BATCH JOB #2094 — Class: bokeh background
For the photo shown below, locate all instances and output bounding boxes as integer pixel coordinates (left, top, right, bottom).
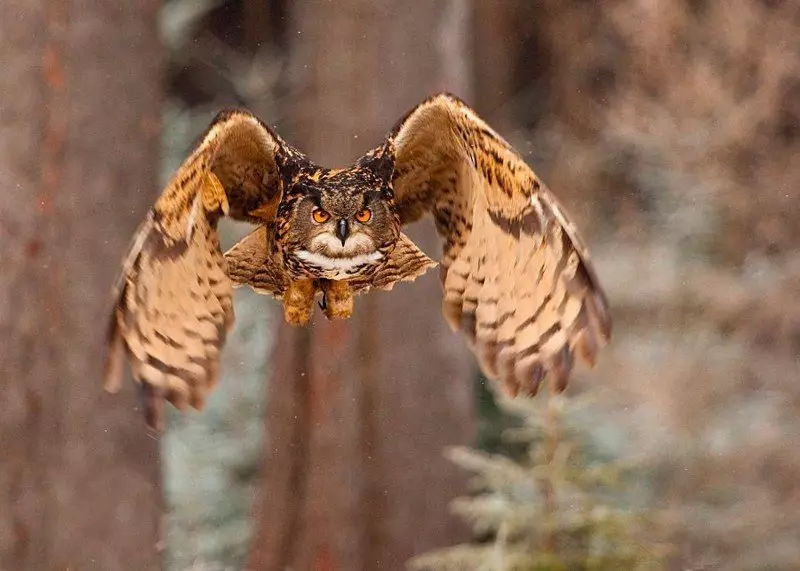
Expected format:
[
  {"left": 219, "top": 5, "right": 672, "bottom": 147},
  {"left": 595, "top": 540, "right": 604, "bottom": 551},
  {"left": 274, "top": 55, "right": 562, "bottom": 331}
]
[{"left": 2, "top": 1, "right": 799, "bottom": 570}]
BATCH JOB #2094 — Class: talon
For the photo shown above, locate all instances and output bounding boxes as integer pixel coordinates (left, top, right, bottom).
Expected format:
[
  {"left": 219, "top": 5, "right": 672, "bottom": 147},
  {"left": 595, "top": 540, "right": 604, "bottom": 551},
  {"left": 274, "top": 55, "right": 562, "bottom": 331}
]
[{"left": 318, "top": 293, "right": 328, "bottom": 312}]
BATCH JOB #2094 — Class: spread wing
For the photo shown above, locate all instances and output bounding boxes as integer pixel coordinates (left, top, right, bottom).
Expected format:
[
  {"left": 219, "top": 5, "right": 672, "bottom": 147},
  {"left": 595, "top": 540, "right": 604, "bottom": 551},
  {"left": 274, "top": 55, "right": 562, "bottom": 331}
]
[
  {"left": 105, "top": 109, "right": 295, "bottom": 429},
  {"left": 390, "top": 93, "right": 611, "bottom": 396}
]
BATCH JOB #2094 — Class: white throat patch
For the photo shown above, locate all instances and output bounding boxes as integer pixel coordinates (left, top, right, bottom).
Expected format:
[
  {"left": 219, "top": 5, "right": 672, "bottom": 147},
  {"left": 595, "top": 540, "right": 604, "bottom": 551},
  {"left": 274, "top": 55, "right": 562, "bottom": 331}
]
[{"left": 295, "top": 250, "right": 383, "bottom": 278}]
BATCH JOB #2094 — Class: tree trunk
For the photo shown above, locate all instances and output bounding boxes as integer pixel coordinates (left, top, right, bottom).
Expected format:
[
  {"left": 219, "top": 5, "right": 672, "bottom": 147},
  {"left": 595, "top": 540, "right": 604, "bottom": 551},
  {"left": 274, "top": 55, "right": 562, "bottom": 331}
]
[
  {"left": 0, "top": 2, "right": 163, "bottom": 569},
  {"left": 247, "top": 2, "right": 476, "bottom": 570},
  {"left": 473, "top": 1, "right": 528, "bottom": 128}
]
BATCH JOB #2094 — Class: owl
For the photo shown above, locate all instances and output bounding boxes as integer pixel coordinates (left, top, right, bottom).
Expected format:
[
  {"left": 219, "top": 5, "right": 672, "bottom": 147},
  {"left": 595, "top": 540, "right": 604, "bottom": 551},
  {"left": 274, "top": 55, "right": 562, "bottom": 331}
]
[{"left": 105, "top": 93, "right": 611, "bottom": 429}]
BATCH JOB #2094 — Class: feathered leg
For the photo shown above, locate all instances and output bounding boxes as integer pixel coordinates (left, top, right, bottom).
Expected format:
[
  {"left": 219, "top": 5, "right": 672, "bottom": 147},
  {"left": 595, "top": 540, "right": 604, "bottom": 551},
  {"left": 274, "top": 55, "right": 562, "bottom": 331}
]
[
  {"left": 320, "top": 279, "right": 353, "bottom": 320},
  {"left": 283, "top": 279, "right": 317, "bottom": 326}
]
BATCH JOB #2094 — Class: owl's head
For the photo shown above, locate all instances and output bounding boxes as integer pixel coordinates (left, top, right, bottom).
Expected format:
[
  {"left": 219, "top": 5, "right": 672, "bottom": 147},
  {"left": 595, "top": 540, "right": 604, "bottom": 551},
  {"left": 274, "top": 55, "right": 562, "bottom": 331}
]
[{"left": 279, "top": 147, "right": 399, "bottom": 271}]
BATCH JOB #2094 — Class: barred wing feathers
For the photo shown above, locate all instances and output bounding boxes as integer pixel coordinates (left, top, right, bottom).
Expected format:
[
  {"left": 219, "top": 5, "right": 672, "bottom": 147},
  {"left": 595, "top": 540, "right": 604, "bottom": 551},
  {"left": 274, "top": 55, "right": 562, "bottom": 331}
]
[
  {"left": 390, "top": 94, "right": 611, "bottom": 395},
  {"left": 105, "top": 109, "right": 289, "bottom": 429}
]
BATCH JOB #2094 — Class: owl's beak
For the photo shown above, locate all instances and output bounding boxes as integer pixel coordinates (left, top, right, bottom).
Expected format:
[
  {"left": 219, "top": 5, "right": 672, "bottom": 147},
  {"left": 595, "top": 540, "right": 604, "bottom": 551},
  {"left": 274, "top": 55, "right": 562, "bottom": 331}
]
[{"left": 336, "top": 219, "right": 349, "bottom": 246}]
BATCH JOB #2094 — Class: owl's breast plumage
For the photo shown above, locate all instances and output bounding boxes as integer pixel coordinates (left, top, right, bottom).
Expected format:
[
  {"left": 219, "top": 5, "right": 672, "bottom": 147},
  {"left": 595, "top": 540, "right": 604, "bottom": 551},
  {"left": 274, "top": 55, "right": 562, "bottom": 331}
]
[{"left": 280, "top": 241, "right": 395, "bottom": 281}]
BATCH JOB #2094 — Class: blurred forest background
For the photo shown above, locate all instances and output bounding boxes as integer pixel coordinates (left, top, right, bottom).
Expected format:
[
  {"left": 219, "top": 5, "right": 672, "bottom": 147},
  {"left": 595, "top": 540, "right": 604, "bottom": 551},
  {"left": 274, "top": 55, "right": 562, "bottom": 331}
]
[{"left": 2, "top": 0, "right": 798, "bottom": 570}]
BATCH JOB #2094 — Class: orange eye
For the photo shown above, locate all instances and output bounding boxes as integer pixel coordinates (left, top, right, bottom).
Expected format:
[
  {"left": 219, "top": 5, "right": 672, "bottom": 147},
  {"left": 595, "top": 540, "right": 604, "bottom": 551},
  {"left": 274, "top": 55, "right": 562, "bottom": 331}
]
[
  {"left": 312, "top": 209, "right": 331, "bottom": 223},
  {"left": 355, "top": 208, "right": 372, "bottom": 223}
]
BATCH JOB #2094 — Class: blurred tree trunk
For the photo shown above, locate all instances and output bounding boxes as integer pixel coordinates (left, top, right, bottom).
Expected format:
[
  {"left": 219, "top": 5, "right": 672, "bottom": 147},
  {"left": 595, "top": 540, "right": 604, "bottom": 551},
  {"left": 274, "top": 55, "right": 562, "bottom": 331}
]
[
  {"left": 473, "top": 1, "right": 530, "bottom": 128},
  {"left": 247, "top": 2, "right": 476, "bottom": 570},
  {"left": 0, "top": 2, "right": 163, "bottom": 570}
]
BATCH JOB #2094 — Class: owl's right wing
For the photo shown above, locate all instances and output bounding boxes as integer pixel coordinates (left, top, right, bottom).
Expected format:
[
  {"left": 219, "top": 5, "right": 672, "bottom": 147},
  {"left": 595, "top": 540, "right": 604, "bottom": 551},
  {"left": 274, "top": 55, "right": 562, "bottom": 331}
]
[{"left": 105, "top": 109, "right": 295, "bottom": 429}]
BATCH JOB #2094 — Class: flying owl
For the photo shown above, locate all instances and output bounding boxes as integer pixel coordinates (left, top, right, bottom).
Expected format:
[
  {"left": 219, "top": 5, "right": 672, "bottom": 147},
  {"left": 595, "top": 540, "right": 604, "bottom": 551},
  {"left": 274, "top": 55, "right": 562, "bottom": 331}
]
[{"left": 104, "top": 93, "right": 611, "bottom": 429}]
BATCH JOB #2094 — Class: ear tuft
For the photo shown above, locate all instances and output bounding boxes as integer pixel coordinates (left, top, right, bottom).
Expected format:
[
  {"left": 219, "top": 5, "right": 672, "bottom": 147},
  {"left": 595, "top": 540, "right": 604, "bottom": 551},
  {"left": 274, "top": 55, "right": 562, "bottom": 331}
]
[
  {"left": 276, "top": 152, "right": 304, "bottom": 183},
  {"left": 358, "top": 140, "right": 395, "bottom": 184}
]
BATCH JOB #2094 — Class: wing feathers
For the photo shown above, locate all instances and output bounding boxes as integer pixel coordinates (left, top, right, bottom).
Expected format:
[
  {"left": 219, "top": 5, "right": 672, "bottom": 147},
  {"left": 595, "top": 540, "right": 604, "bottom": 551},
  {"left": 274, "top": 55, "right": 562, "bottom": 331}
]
[
  {"left": 348, "top": 232, "right": 436, "bottom": 294},
  {"left": 390, "top": 93, "right": 611, "bottom": 396},
  {"left": 442, "top": 244, "right": 470, "bottom": 331},
  {"left": 474, "top": 208, "right": 502, "bottom": 378},
  {"left": 110, "top": 209, "right": 234, "bottom": 429},
  {"left": 224, "top": 225, "right": 288, "bottom": 297},
  {"left": 106, "top": 109, "right": 288, "bottom": 429}
]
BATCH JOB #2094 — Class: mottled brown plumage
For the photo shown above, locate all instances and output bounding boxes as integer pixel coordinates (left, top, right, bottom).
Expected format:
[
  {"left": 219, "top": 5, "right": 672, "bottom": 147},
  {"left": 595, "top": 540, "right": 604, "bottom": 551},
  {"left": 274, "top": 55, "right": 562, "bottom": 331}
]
[{"left": 105, "top": 93, "right": 611, "bottom": 429}]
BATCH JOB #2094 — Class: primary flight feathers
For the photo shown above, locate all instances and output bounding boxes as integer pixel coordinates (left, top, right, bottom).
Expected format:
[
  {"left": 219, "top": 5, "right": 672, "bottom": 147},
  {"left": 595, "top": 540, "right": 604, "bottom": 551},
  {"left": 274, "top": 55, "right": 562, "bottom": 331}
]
[{"left": 105, "top": 93, "right": 611, "bottom": 429}]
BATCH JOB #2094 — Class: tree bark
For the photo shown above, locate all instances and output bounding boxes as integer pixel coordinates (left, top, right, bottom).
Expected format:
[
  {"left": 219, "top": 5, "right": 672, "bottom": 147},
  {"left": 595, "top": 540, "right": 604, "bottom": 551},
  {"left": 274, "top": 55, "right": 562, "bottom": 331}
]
[
  {"left": 247, "top": 2, "right": 476, "bottom": 570},
  {"left": 473, "top": 1, "right": 527, "bottom": 128},
  {"left": 0, "top": 2, "right": 163, "bottom": 569}
]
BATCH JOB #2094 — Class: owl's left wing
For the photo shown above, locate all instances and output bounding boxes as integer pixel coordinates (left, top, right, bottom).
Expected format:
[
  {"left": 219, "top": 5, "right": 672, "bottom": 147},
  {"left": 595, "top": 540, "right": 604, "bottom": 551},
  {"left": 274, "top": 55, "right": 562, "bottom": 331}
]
[{"left": 390, "top": 94, "right": 611, "bottom": 396}]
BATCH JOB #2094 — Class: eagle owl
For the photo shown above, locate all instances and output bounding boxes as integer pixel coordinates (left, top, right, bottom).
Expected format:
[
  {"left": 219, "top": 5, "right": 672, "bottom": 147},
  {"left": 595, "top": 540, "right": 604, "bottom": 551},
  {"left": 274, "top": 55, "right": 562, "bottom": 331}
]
[{"left": 105, "top": 93, "right": 611, "bottom": 429}]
